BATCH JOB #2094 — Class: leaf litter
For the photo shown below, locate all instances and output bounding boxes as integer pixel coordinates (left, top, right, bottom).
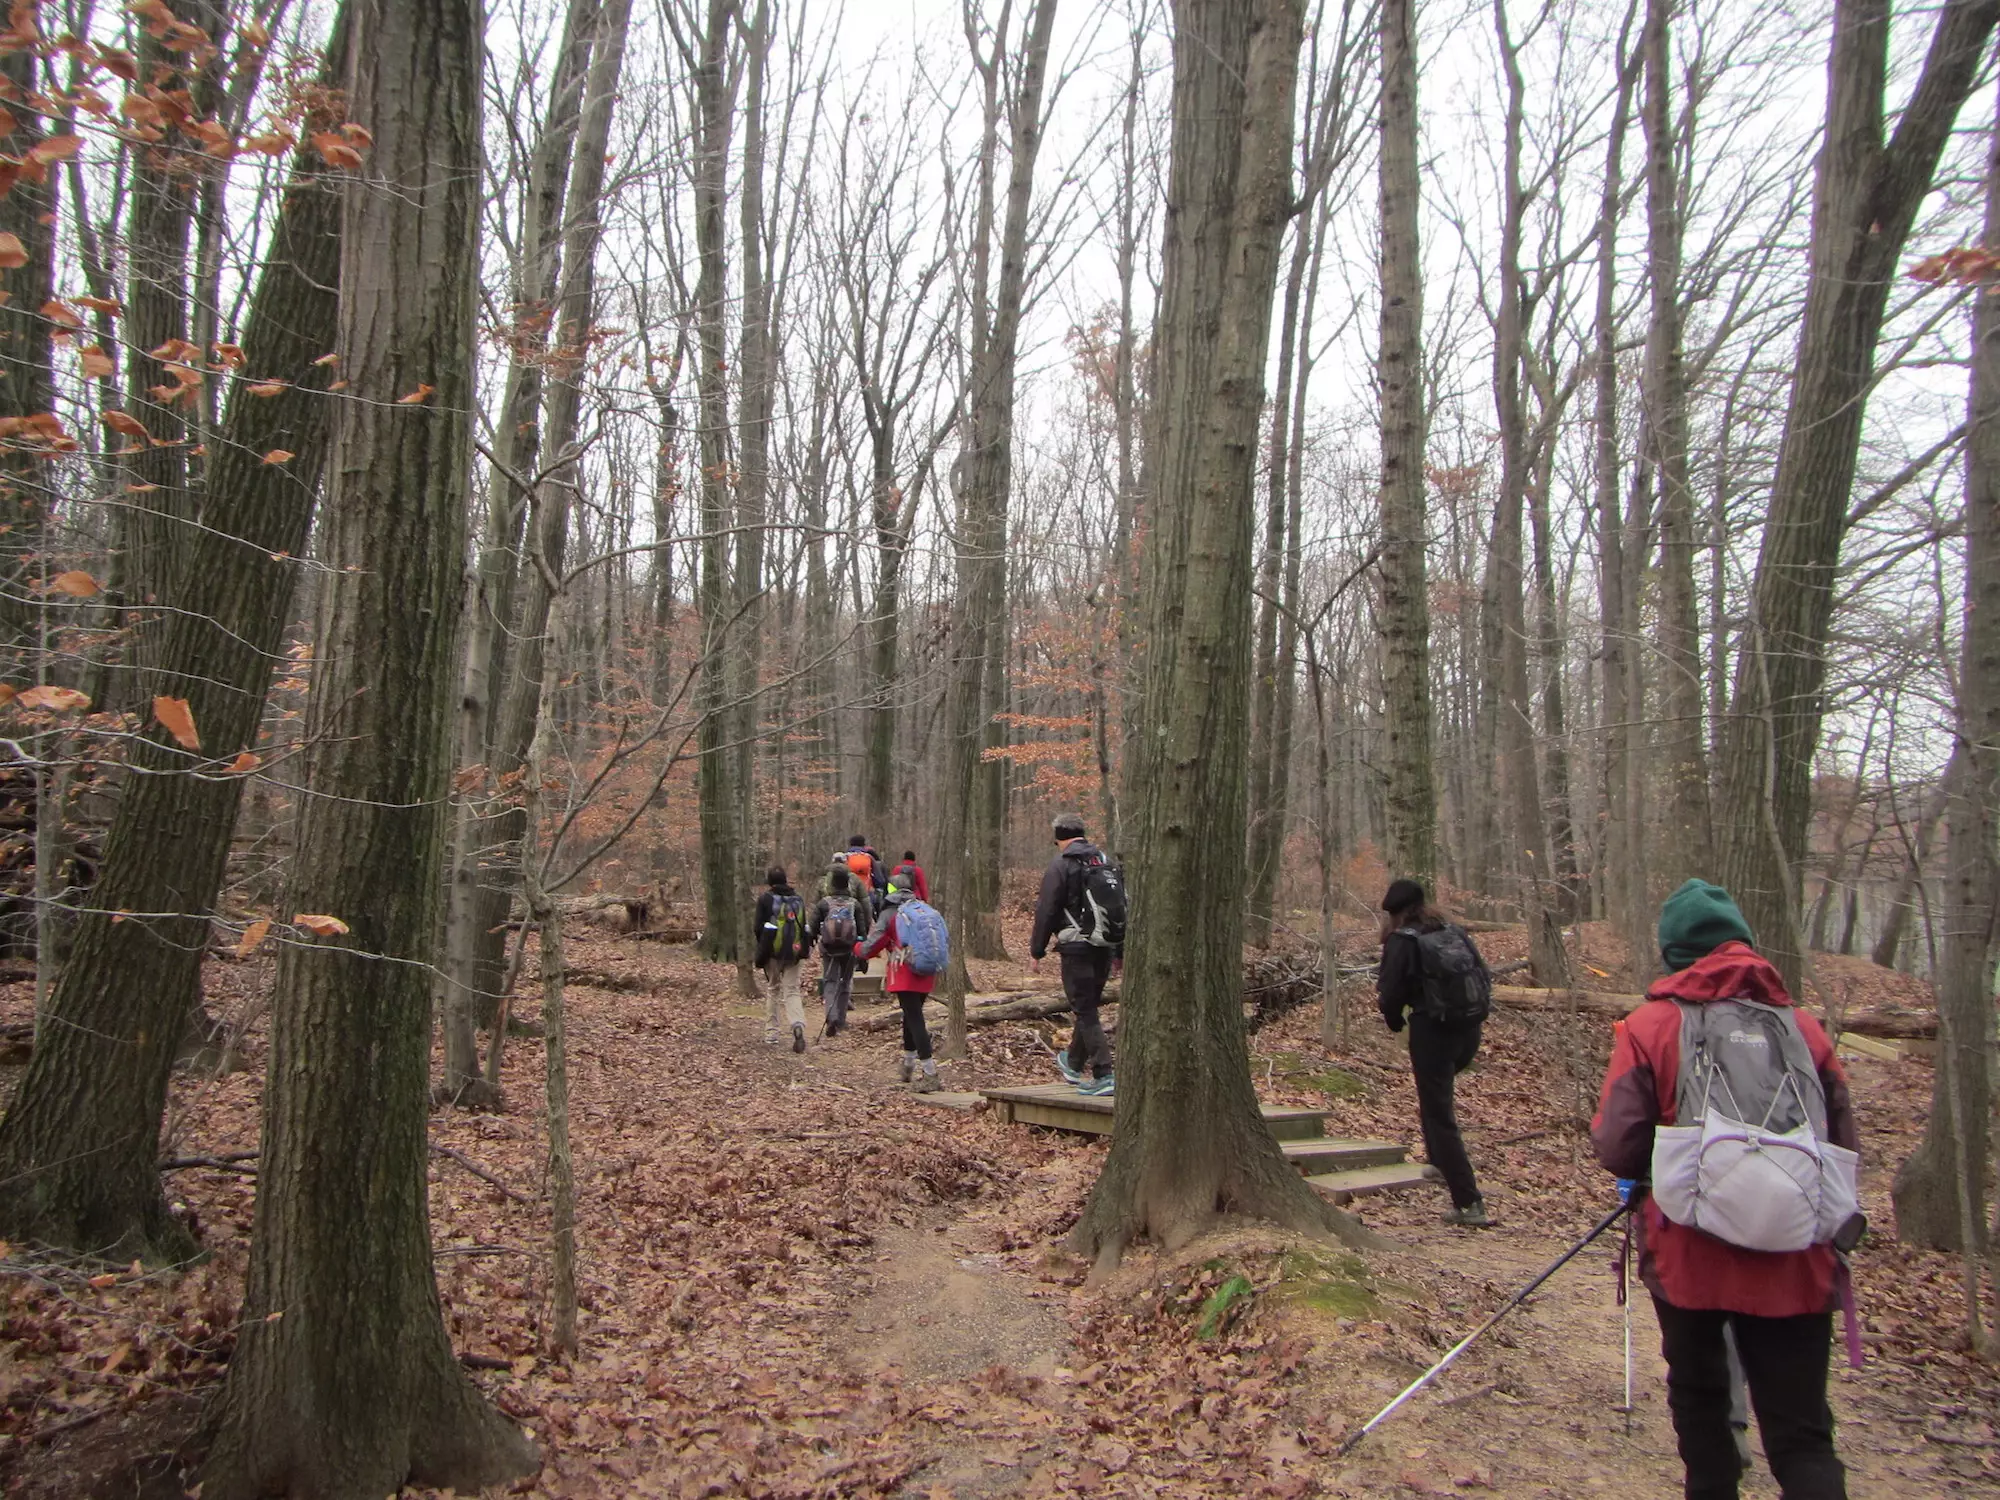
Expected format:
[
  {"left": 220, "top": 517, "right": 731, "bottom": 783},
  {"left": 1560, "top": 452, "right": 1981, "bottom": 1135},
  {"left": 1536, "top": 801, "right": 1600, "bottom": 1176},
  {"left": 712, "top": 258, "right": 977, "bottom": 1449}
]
[{"left": 0, "top": 909, "right": 1992, "bottom": 1496}]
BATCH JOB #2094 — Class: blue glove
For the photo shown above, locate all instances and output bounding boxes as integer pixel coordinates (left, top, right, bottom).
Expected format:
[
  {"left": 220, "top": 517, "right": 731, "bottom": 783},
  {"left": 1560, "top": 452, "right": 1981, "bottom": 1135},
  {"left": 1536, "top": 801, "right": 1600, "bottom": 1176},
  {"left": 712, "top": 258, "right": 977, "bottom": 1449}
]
[{"left": 1616, "top": 1178, "right": 1641, "bottom": 1204}]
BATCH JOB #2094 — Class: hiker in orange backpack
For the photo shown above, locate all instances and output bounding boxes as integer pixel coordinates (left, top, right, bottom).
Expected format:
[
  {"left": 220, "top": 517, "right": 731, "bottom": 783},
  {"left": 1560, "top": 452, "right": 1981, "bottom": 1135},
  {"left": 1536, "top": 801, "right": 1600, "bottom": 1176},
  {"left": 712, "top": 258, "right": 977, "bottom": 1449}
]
[{"left": 844, "top": 834, "right": 886, "bottom": 915}]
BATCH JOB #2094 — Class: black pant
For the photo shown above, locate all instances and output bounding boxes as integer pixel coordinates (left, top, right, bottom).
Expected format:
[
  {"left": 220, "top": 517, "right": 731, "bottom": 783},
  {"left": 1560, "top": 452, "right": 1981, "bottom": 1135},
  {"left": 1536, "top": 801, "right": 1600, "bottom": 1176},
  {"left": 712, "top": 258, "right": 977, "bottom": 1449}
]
[
  {"left": 820, "top": 952, "right": 855, "bottom": 1031},
  {"left": 1407, "top": 1014, "right": 1481, "bottom": 1208},
  {"left": 896, "top": 991, "right": 932, "bottom": 1060},
  {"left": 1652, "top": 1298, "right": 1846, "bottom": 1500},
  {"left": 1060, "top": 947, "right": 1114, "bottom": 1077}
]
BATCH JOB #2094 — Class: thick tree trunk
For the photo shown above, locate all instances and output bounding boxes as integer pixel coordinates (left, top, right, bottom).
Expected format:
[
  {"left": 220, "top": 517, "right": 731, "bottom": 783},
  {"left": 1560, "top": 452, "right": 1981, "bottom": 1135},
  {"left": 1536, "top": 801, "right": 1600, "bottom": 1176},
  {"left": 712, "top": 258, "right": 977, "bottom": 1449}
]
[
  {"left": 203, "top": 1, "right": 536, "bottom": 1491},
  {"left": 1714, "top": 0, "right": 1998, "bottom": 990},
  {"left": 1072, "top": 0, "right": 1363, "bottom": 1268},
  {"left": 1894, "top": 85, "right": 2000, "bottom": 1245},
  {"left": 1641, "top": 0, "right": 1712, "bottom": 889},
  {"left": 1376, "top": 0, "right": 1436, "bottom": 889},
  {"left": 691, "top": 0, "right": 746, "bottom": 968},
  {"left": 0, "top": 22, "right": 350, "bottom": 1260},
  {"left": 733, "top": 0, "right": 774, "bottom": 878}
]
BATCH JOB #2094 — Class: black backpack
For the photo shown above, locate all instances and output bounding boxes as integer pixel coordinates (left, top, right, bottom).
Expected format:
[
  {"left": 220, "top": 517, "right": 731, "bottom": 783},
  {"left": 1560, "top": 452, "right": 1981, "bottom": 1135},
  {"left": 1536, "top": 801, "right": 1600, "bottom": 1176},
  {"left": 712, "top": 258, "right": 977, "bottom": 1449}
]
[
  {"left": 1413, "top": 924, "right": 1491, "bottom": 1022},
  {"left": 1070, "top": 851, "right": 1127, "bottom": 948}
]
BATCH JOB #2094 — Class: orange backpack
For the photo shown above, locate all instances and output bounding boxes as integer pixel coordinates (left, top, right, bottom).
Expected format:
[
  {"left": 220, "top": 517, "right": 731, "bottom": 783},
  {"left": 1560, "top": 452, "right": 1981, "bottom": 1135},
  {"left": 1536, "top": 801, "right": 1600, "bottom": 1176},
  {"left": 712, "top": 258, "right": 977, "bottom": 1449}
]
[{"left": 845, "top": 850, "right": 874, "bottom": 888}]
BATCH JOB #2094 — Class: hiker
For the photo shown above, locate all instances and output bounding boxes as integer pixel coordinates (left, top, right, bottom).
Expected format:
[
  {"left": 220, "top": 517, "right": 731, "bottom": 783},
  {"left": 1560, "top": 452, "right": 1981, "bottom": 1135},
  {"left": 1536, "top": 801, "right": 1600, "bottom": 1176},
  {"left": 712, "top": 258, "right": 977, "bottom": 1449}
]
[
  {"left": 1377, "top": 879, "right": 1493, "bottom": 1227},
  {"left": 811, "top": 866, "right": 863, "bottom": 1037},
  {"left": 856, "top": 874, "right": 949, "bottom": 1093},
  {"left": 844, "top": 834, "right": 887, "bottom": 915},
  {"left": 1593, "top": 879, "right": 1859, "bottom": 1500},
  {"left": 753, "top": 865, "right": 808, "bottom": 1054},
  {"left": 1029, "top": 814, "right": 1126, "bottom": 1095},
  {"left": 889, "top": 849, "right": 929, "bottom": 902}
]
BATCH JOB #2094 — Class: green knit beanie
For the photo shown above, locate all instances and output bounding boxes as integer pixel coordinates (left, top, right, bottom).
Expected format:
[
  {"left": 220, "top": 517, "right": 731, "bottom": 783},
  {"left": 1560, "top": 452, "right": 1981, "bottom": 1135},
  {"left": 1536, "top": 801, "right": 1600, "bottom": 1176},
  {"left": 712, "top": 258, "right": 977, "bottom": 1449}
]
[{"left": 1657, "top": 879, "right": 1754, "bottom": 972}]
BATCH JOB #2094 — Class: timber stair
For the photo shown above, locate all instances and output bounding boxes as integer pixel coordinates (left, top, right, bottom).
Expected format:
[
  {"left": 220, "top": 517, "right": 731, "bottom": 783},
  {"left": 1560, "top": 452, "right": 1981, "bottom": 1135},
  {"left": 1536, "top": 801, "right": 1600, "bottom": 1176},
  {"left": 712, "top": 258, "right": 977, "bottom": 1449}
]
[{"left": 979, "top": 1082, "right": 1442, "bottom": 1203}]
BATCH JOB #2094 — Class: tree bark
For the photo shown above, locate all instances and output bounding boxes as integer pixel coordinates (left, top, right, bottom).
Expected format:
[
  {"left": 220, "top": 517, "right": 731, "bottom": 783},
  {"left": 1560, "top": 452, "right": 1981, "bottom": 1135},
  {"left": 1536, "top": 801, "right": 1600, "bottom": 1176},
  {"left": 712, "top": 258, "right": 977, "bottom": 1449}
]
[
  {"left": 0, "top": 18, "right": 351, "bottom": 1260},
  {"left": 202, "top": 1, "right": 536, "bottom": 1489},
  {"left": 1071, "top": 0, "right": 1365, "bottom": 1268},
  {"left": 1714, "top": 0, "right": 1999, "bottom": 990},
  {"left": 1894, "top": 78, "right": 2000, "bottom": 1244},
  {"left": 733, "top": 0, "right": 775, "bottom": 877},
  {"left": 1641, "top": 0, "right": 1712, "bottom": 887},
  {"left": 0, "top": 33, "right": 56, "bottom": 669},
  {"left": 1868, "top": 772, "right": 1948, "bottom": 971},
  {"left": 1376, "top": 0, "right": 1436, "bottom": 889},
  {"left": 1490, "top": 0, "right": 1568, "bottom": 984}
]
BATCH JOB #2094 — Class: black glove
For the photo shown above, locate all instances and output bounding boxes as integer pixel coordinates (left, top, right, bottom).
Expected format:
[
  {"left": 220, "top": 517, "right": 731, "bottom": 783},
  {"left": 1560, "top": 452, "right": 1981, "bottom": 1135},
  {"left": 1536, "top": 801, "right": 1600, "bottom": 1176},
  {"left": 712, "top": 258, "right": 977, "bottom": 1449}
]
[{"left": 1385, "top": 1014, "right": 1405, "bottom": 1034}]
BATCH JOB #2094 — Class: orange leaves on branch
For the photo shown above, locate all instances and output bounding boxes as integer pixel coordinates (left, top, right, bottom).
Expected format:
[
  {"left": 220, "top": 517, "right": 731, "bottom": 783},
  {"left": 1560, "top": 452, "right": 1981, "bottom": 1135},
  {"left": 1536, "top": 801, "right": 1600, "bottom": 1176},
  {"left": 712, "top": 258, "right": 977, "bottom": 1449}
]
[
  {"left": 27, "top": 135, "right": 80, "bottom": 165},
  {"left": 261, "top": 448, "right": 294, "bottom": 465},
  {"left": 102, "top": 410, "right": 151, "bottom": 440},
  {"left": 0, "top": 412, "right": 74, "bottom": 453},
  {"left": 74, "top": 295, "right": 121, "bottom": 317},
  {"left": 13, "top": 685, "right": 90, "bottom": 712},
  {"left": 0, "top": 231, "right": 24, "bottom": 268},
  {"left": 211, "top": 343, "right": 245, "bottom": 369},
  {"left": 236, "top": 918, "right": 271, "bottom": 957},
  {"left": 78, "top": 345, "right": 114, "bottom": 380},
  {"left": 245, "top": 380, "right": 286, "bottom": 398},
  {"left": 1909, "top": 245, "right": 2000, "bottom": 286},
  {"left": 152, "top": 694, "right": 199, "bottom": 750},
  {"left": 310, "top": 124, "right": 371, "bottom": 170},
  {"left": 397, "top": 384, "right": 434, "bottom": 405},
  {"left": 40, "top": 300, "right": 82, "bottom": 330},
  {"left": 48, "top": 570, "right": 99, "bottom": 597},
  {"left": 228, "top": 751, "right": 261, "bottom": 774},
  {"left": 293, "top": 913, "right": 350, "bottom": 938}
]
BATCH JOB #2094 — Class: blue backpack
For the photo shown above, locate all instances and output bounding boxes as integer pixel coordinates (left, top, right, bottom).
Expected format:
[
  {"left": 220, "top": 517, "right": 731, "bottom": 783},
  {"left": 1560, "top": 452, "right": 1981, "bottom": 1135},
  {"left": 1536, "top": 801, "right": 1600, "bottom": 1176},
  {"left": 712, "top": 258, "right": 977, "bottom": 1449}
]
[{"left": 896, "top": 898, "right": 950, "bottom": 977}]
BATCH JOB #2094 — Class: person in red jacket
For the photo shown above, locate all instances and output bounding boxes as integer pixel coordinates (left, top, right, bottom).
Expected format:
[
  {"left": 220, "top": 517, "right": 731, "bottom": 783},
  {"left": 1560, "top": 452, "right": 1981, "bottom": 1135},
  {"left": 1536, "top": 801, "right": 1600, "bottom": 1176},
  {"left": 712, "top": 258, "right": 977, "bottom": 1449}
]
[
  {"left": 856, "top": 877, "right": 938, "bottom": 1092},
  {"left": 889, "top": 851, "right": 929, "bottom": 902},
  {"left": 1592, "top": 879, "right": 1857, "bottom": 1500}
]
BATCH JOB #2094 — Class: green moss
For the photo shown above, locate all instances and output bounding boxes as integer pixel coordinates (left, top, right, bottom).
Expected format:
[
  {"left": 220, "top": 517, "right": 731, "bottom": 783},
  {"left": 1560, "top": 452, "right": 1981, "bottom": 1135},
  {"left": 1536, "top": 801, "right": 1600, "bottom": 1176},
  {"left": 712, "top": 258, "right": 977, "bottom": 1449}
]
[
  {"left": 1197, "top": 1275, "right": 1255, "bottom": 1339},
  {"left": 1263, "top": 1050, "right": 1369, "bottom": 1100},
  {"left": 1274, "top": 1247, "right": 1380, "bottom": 1320}
]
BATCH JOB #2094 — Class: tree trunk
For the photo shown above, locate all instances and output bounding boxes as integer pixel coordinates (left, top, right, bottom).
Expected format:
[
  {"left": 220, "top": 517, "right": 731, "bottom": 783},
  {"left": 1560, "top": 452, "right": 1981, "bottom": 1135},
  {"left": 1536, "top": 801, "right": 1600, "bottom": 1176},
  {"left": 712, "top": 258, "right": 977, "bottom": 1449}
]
[
  {"left": 1869, "top": 773, "right": 1948, "bottom": 971},
  {"left": 1376, "top": 0, "right": 1436, "bottom": 891},
  {"left": 0, "top": 19, "right": 350, "bottom": 1260},
  {"left": 439, "top": 0, "right": 602, "bottom": 1103},
  {"left": 1893, "top": 80, "right": 2000, "bottom": 1253},
  {"left": 1491, "top": 0, "right": 1568, "bottom": 984},
  {"left": 691, "top": 0, "right": 746, "bottom": 968},
  {"left": 1714, "top": 0, "right": 1998, "bottom": 990},
  {"left": 0, "top": 35, "right": 56, "bottom": 669},
  {"left": 1641, "top": 0, "right": 1712, "bottom": 888},
  {"left": 203, "top": 1, "right": 536, "bottom": 1490},
  {"left": 1071, "top": 0, "right": 1364, "bottom": 1268}
]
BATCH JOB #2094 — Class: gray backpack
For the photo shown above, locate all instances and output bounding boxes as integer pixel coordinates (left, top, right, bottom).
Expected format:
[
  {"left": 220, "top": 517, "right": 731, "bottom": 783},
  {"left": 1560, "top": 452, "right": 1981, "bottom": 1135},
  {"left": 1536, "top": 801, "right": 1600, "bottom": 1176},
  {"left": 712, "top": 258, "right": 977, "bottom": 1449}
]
[{"left": 1649, "top": 998, "right": 1858, "bottom": 1253}]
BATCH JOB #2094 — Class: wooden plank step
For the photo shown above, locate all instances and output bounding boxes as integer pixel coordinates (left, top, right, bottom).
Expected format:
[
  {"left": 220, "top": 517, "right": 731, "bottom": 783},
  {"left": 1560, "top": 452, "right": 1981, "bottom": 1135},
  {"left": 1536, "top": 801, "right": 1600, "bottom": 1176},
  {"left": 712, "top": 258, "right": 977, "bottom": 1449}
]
[
  {"left": 980, "top": 1082, "right": 1328, "bottom": 1140},
  {"left": 1305, "top": 1162, "right": 1444, "bottom": 1203},
  {"left": 1281, "top": 1137, "right": 1406, "bottom": 1173},
  {"left": 850, "top": 973, "right": 884, "bottom": 997}
]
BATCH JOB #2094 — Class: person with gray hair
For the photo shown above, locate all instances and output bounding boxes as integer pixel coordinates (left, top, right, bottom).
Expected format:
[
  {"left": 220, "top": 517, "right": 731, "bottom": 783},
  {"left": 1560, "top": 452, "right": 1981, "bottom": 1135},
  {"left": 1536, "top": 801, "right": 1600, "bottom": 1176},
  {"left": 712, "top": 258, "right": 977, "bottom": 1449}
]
[{"left": 1029, "top": 814, "right": 1125, "bottom": 1094}]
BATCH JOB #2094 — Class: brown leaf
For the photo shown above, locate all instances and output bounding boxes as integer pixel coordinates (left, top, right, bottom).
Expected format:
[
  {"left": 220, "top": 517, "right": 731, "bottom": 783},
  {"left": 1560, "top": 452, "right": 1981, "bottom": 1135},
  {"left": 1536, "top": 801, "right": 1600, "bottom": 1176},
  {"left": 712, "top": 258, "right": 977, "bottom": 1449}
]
[
  {"left": 102, "top": 410, "right": 150, "bottom": 438},
  {"left": 309, "top": 131, "right": 364, "bottom": 170},
  {"left": 228, "top": 750, "right": 261, "bottom": 774},
  {"left": 78, "top": 345, "right": 114, "bottom": 380},
  {"left": 152, "top": 694, "right": 200, "bottom": 749},
  {"left": 27, "top": 134, "right": 81, "bottom": 164},
  {"left": 236, "top": 918, "right": 271, "bottom": 958},
  {"left": 294, "top": 913, "right": 350, "bottom": 937},
  {"left": 245, "top": 380, "right": 286, "bottom": 397},
  {"left": 0, "top": 230, "right": 24, "bottom": 268},
  {"left": 397, "top": 383, "right": 435, "bottom": 405},
  {"left": 261, "top": 448, "right": 294, "bottom": 465},
  {"left": 48, "top": 570, "right": 99, "bottom": 598}
]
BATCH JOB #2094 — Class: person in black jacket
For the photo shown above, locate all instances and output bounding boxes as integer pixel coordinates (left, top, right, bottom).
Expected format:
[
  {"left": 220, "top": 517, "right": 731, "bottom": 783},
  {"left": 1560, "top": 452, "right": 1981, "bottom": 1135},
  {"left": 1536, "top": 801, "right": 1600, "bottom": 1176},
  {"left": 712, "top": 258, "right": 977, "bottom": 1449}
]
[
  {"left": 1029, "top": 814, "right": 1121, "bottom": 1093},
  {"left": 809, "top": 867, "right": 863, "bottom": 1036},
  {"left": 1378, "top": 878, "right": 1490, "bottom": 1226},
  {"left": 754, "top": 866, "right": 808, "bottom": 1053}
]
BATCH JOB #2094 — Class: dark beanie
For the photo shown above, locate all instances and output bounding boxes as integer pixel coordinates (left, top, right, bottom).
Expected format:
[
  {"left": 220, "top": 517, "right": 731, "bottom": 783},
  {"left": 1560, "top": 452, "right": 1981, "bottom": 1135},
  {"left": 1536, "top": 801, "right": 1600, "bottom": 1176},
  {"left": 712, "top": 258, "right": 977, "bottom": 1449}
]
[
  {"left": 1657, "top": 879, "right": 1754, "bottom": 972},
  {"left": 1382, "top": 879, "right": 1426, "bottom": 916}
]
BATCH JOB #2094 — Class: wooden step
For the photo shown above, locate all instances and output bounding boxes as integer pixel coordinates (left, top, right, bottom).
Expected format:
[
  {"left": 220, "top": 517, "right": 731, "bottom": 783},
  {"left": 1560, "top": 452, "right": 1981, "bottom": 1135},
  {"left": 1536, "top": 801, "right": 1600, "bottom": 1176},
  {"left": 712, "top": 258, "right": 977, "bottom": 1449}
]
[
  {"left": 850, "top": 973, "right": 884, "bottom": 998},
  {"left": 1281, "top": 1137, "right": 1406, "bottom": 1174},
  {"left": 1305, "top": 1162, "right": 1444, "bottom": 1203},
  {"left": 981, "top": 1082, "right": 1327, "bottom": 1140}
]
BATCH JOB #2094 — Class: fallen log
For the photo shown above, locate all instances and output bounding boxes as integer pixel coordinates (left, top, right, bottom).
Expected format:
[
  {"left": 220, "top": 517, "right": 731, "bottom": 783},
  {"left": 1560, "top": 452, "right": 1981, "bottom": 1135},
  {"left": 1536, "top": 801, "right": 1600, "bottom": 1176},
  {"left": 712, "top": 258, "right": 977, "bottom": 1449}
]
[
  {"left": 850, "top": 987, "right": 1120, "bottom": 1032},
  {"left": 1491, "top": 984, "right": 1640, "bottom": 1019}
]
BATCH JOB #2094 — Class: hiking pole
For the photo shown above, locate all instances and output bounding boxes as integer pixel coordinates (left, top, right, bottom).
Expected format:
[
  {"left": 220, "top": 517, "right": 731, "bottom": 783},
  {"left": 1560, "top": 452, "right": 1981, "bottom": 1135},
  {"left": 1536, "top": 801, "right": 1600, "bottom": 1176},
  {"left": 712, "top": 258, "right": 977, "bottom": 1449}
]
[
  {"left": 1334, "top": 1200, "right": 1632, "bottom": 1459},
  {"left": 1616, "top": 1209, "right": 1633, "bottom": 1435}
]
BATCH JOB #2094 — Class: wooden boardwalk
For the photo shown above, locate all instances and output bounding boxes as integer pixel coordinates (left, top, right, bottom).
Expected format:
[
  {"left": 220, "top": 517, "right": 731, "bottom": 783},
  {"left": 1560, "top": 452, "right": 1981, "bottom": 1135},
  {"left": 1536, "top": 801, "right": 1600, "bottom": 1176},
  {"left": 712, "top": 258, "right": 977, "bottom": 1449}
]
[{"left": 979, "top": 1082, "right": 1442, "bottom": 1203}]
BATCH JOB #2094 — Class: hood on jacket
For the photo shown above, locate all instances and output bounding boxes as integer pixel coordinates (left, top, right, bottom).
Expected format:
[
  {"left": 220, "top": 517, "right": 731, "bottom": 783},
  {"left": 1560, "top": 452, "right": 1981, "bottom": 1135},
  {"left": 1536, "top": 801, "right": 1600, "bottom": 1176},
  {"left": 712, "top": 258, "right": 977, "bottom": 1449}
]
[
  {"left": 1061, "top": 838, "right": 1106, "bottom": 864},
  {"left": 1643, "top": 939, "right": 1791, "bottom": 1008}
]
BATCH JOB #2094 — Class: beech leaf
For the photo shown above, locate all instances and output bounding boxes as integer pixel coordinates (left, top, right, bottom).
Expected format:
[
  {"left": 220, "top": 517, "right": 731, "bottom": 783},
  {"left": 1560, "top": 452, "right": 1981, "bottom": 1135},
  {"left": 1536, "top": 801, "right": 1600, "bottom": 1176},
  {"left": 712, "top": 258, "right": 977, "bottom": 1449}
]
[
  {"left": 294, "top": 913, "right": 350, "bottom": 937},
  {"left": 236, "top": 918, "right": 271, "bottom": 957},
  {"left": 13, "top": 684, "right": 90, "bottom": 712},
  {"left": 261, "top": 448, "right": 294, "bottom": 465},
  {"left": 152, "top": 694, "right": 200, "bottom": 749},
  {"left": 229, "top": 750, "right": 261, "bottom": 774},
  {"left": 397, "top": 384, "right": 435, "bottom": 405},
  {"left": 0, "top": 231, "right": 24, "bottom": 268},
  {"left": 245, "top": 381, "right": 286, "bottom": 397},
  {"left": 49, "top": 570, "right": 99, "bottom": 597}
]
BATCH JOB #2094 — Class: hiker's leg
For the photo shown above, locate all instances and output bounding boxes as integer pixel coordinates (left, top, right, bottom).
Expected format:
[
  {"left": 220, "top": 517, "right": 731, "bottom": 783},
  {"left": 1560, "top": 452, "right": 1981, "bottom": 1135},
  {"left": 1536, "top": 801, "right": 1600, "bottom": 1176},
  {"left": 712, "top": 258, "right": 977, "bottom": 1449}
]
[
  {"left": 832, "top": 956, "right": 854, "bottom": 1028},
  {"left": 1732, "top": 1310, "right": 1845, "bottom": 1500},
  {"left": 1407, "top": 1016, "right": 1479, "bottom": 1208},
  {"left": 763, "top": 963, "right": 782, "bottom": 1042},
  {"left": 899, "top": 992, "right": 933, "bottom": 1061},
  {"left": 1451, "top": 1017, "right": 1483, "bottom": 1074},
  {"left": 1060, "top": 948, "right": 1112, "bottom": 1076},
  {"left": 1653, "top": 1298, "right": 1743, "bottom": 1500},
  {"left": 777, "top": 962, "right": 806, "bottom": 1031}
]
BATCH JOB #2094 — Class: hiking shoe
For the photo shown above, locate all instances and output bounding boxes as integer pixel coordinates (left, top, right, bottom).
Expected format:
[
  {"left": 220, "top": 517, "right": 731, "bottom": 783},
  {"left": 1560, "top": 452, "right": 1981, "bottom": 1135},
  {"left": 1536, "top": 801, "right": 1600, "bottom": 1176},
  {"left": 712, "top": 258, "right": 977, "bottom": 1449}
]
[
  {"left": 899, "top": 1052, "right": 916, "bottom": 1083},
  {"left": 914, "top": 1067, "right": 940, "bottom": 1094},
  {"left": 1078, "top": 1073, "right": 1115, "bottom": 1096},
  {"left": 792, "top": 1023, "right": 806, "bottom": 1054},
  {"left": 1054, "top": 1053, "right": 1085, "bottom": 1087},
  {"left": 1443, "top": 1199, "right": 1492, "bottom": 1228}
]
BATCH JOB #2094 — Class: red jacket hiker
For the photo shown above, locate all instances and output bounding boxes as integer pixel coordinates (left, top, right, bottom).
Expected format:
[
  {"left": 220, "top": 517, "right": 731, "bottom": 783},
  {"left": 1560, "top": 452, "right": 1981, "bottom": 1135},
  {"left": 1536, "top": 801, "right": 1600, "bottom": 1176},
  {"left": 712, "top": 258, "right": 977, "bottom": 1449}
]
[
  {"left": 856, "top": 907, "right": 935, "bottom": 997},
  {"left": 1591, "top": 940, "right": 1858, "bottom": 1318},
  {"left": 889, "top": 857, "right": 929, "bottom": 902}
]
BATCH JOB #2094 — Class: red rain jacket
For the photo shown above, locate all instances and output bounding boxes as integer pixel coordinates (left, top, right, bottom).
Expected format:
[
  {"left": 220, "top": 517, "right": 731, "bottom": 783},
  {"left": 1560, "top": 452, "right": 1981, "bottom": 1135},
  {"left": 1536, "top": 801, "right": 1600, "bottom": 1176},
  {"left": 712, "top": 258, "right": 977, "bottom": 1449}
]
[
  {"left": 856, "top": 907, "right": 936, "bottom": 997},
  {"left": 1590, "top": 941, "right": 1858, "bottom": 1317}
]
